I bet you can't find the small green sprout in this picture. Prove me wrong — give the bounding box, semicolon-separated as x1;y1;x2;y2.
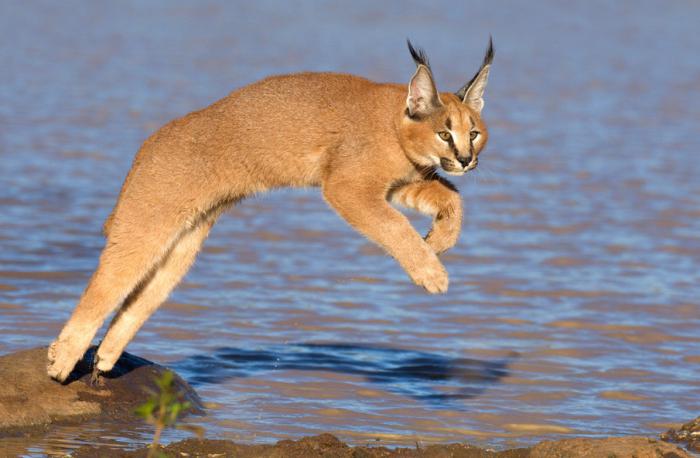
135;370;203;458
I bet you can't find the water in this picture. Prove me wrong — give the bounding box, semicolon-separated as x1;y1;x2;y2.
1;0;699;455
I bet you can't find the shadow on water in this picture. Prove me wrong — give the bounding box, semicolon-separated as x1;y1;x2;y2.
172;343;517;405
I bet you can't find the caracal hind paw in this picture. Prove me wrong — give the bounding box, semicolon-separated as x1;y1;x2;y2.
47;340;82;383
89;366;106;388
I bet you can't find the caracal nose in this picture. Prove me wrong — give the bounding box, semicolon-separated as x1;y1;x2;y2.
457;154;472;167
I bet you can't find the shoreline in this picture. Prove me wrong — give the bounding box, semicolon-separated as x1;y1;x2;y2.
1;347;695;456
70;430;694;458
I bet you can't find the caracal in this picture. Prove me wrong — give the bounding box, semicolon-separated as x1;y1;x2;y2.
48;39;494;382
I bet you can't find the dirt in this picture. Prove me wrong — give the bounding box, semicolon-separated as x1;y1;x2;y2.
69;432;692;458
70;432;529;457
0;347;202;434
528;436;691;458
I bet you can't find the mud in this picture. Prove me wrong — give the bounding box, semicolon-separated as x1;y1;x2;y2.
0;347;201;433
70;433;689;458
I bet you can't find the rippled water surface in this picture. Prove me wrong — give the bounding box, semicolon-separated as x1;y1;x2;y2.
1;1;699;456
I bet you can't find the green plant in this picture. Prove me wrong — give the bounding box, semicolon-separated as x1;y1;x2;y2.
135;370;203;458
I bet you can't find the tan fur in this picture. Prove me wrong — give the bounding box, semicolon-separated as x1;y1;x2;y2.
48;45;493;382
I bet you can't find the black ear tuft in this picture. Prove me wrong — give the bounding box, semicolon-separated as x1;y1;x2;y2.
455;36;495;102
407;39;431;69
484;35;495;67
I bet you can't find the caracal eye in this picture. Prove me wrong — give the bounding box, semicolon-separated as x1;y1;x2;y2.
470;131;479;141
438;131;452;141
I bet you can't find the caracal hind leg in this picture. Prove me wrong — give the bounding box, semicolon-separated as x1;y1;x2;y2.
94;219;213;374
48;218;183;382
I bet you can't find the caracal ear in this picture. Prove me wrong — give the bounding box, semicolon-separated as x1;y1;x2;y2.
406;40;442;117
407;65;442;117
456;37;494;114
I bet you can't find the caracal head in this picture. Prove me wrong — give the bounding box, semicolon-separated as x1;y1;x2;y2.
399;38;494;176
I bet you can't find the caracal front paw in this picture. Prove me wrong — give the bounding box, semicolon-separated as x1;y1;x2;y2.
425;211;462;254
47;339;86;382
410;261;449;294
425;226;460;254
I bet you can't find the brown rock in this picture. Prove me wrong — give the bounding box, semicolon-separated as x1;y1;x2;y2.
529;436;690;458
661;417;700;452
0;346;201;433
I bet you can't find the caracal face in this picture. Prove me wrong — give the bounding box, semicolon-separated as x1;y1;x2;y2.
399;39;493;176
400;95;489;176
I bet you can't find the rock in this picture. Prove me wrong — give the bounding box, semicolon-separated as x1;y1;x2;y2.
529;436;691;458
0;346;202;434
661;417;700;452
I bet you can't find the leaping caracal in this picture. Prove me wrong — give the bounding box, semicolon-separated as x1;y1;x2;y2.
48;39;494;382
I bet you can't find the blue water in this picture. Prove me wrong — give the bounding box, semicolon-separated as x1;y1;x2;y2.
1;1;699;455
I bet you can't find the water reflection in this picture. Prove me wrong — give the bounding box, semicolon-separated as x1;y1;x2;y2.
173;343;516;404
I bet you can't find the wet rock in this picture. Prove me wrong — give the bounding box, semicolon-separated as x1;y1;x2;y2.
0;346;202;433
529;436;690;458
661;417;700;452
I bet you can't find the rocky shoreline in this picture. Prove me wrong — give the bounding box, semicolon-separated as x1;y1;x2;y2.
662;417;700;453
0;348;695;457
70;433;692;457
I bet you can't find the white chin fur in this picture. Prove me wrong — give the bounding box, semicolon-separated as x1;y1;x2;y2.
443;169;465;176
